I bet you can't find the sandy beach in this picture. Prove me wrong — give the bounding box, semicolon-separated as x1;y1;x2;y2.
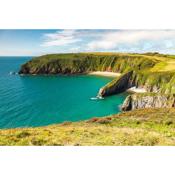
127;86;147;93
88;71;121;77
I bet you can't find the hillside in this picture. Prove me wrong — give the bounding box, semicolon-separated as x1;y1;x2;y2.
19;53;158;74
1;108;175;146
19;53;175;96
19;52;175;74
19;52;175;110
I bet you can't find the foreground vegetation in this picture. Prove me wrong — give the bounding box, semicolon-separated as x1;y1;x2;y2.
1;108;175;146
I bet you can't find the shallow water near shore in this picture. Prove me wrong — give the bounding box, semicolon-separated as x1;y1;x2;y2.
0;57;128;129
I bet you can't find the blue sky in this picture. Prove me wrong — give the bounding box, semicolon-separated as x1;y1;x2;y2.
0;29;175;56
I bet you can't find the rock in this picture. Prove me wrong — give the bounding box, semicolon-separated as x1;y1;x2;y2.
121;95;132;111
98;71;135;97
121;93;175;111
9;71;16;75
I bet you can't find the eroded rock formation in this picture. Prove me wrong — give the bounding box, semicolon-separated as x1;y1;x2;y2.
98;71;135;97
121;93;175;111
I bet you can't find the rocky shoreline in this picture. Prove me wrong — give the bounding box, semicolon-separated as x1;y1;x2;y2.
121;93;175;111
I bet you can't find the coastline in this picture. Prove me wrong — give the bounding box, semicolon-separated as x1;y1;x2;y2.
88;71;121;77
2;52;175;145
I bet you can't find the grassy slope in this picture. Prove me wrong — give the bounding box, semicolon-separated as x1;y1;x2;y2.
88;52;175;72
1;108;175;146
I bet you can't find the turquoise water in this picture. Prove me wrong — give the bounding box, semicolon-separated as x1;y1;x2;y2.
0;57;128;129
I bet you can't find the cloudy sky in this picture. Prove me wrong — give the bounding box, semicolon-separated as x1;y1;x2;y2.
0;29;175;56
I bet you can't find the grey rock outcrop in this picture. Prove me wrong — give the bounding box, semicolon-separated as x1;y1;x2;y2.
121;93;175;111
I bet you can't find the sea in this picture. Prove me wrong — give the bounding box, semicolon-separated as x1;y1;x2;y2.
0;56;128;128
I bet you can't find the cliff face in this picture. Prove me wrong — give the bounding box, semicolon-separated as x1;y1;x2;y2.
98;71;135;97
134;71;175;94
19;53;157;75
121;93;175;111
98;70;175;97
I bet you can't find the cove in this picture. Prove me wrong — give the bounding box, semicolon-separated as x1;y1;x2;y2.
0;57;128;128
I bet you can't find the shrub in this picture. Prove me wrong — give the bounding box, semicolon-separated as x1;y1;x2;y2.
16;131;30;138
165;120;173;125
87;117;99;123
96;118;111;124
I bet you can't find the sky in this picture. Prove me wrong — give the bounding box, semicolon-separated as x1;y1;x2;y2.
0;29;175;56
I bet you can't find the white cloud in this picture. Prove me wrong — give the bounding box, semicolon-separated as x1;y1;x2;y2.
41;30;81;47
87;30;175;50
41;30;110;47
41;30;175;53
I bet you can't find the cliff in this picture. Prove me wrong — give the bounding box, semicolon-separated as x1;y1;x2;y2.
96;53;175;96
121;93;175;111
98;70;175;97
19;53;157;75
98;71;135;96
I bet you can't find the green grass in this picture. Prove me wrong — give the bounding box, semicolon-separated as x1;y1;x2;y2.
1;108;175;146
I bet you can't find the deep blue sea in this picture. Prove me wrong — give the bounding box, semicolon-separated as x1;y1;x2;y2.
0;57;128;128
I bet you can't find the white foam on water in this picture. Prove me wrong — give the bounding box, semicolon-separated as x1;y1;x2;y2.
90;97;98;100
90;96;104;100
